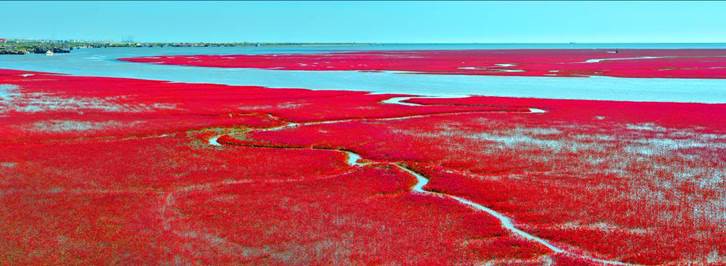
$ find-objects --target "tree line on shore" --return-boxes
[0,39,367,55]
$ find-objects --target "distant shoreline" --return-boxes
[3,39,726,55]
[0,39,379,55]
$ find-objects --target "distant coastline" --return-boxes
[2,38,726,55]
[0,39,372,55]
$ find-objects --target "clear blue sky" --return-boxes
[2,1,725,43]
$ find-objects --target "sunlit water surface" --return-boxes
[1,44,726,103]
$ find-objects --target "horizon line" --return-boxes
[5,38,726,45]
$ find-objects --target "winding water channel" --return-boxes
[3,44,720,263]
[206,99,629,265]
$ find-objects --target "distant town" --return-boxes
[0,38,364,55]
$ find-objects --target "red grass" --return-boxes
[1,67,724,264]
[121,49,726,79]
[243,98,726,264]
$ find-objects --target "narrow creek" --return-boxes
[204,96,629,265]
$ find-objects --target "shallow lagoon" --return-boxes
[1,44,725,103]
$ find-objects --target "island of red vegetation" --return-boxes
[1,55,724,264]
[121,49,726,79]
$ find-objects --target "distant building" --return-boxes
[0,38,6,43]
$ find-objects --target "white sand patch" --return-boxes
[0,162,17,168]
[28,120,134,133]
[627,138,725,156]
[561,221,649,235]
[0,84,20,100]
[0,84,21,113]
[1,85,176,113]
[17,95,175,113]
[238,102,306,110]
[458,66,487,70]
[573,134,615,141]
[584,56,664,63]
[626,123,666,132]
[476,132,562,149]
[707,249,721,264]
[528,127,562,135]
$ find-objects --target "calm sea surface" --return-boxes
[1,43,726,103]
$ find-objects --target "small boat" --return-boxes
[45,50,54,56]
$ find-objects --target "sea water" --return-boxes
[1,44,725,103]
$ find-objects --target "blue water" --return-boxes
[1,44,726,103]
